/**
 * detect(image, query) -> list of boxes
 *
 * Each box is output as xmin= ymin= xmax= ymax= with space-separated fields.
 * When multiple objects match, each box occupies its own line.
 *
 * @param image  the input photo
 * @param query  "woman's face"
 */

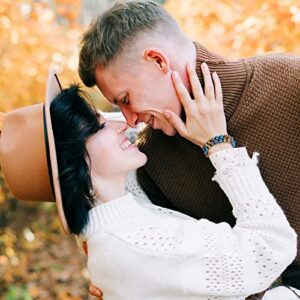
xmin=86 ymin=116 xmax=147 ymax=179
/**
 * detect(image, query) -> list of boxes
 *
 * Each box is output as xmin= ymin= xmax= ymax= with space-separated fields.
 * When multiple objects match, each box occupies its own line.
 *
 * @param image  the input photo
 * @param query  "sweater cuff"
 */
xmin=209 ymin=147 xmax=251 ymax=170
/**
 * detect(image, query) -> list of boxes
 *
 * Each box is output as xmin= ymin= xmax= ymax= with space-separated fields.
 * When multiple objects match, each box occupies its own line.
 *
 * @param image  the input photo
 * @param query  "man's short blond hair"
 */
xmin=78 ymin=0 xmax=182 ymax=87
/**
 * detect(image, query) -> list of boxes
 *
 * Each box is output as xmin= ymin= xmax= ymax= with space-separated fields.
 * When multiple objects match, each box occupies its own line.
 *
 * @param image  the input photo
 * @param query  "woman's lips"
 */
xmin=147 ymin=115 xmax=154 ymax=127
xmin=120 ymin=138 xmax=132 ymax=150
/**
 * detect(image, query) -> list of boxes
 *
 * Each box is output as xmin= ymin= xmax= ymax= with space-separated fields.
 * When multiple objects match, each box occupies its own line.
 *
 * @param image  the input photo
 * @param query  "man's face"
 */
xmin=95 ymin=57 xmax=182 ymax=136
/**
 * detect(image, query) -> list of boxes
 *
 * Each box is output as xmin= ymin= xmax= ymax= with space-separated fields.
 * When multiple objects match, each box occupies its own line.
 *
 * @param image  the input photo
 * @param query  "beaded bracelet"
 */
xmin=202 ymin=134 xmax=237 ymax=157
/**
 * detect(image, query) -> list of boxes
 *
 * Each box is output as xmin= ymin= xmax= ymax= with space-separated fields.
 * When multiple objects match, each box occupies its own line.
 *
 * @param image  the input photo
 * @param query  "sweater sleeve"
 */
xmin=179 ymin=147 xmax=297 ymax=297
xmin=85 ymin=148 xmax=297 ymax=299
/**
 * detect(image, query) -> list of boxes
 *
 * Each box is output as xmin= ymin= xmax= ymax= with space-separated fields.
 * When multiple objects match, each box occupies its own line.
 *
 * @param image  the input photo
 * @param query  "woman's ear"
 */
xmin=143 ymin=48 xmax=170 ymax=74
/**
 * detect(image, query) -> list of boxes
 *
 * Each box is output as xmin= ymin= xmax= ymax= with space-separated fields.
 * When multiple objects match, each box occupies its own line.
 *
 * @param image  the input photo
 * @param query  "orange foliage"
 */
xmin=165 ymin=0 xmax=300 ymax=58
xmin=1 ymin=1 xmax=300 ymax=299
xmin=0 ymin=0 xmax=109 ymax=113
xmin=1 ymin=0 xmax=300 ymax=113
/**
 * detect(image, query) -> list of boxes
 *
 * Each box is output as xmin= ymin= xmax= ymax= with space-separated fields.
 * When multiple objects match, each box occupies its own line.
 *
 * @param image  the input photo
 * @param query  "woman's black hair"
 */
xmin=50 ymin=84 xmax=104 ymax=234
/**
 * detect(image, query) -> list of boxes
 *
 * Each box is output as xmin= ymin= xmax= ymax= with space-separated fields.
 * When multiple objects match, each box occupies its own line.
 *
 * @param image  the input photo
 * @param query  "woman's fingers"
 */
xmin=164 ymin=110 xmax=188 ymax=138
xmin=172 ymin=71 xmax=194 ymax=115
xmin=187 ymin=63 xmax=204 ymax=101
xmin=201 ymin=63 xmax=215 ymax=101
xmin=212 ymin=72 xmax=223 ymax=103
xmin=167 ymin=65 xmax=226 ymax=147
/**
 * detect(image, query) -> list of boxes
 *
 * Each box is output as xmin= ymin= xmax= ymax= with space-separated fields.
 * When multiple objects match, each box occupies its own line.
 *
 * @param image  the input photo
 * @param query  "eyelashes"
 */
xmin=121 ymin=95 xmax=129 ymax=105
xmin=98 ymin=122 xmax=106 ymax=130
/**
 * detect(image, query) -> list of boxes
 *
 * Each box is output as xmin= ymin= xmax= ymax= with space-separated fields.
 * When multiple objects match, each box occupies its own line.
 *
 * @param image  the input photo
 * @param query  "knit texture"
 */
xmin=84 ymin=148 xmax=296 ymax=300
xmin=137 ymin=42 xmax=300 ymax=267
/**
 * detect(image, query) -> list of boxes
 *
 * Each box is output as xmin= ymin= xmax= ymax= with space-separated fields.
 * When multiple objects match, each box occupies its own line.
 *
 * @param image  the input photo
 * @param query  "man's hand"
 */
xmin=89 ymin=284 xmax=103 ymax=300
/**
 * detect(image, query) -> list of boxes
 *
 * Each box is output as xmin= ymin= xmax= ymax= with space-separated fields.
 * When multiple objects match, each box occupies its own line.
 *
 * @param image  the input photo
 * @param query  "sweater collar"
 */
xmin=84 ymin=193 xmax=145 ymax=236
xmin=194 ymin=42 xmax=248 ymax=121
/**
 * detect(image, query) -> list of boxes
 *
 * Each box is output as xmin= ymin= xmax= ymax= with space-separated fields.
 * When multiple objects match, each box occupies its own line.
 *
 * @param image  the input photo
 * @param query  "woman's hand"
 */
xmin=164 ymin=62 xmax=229 ymax=151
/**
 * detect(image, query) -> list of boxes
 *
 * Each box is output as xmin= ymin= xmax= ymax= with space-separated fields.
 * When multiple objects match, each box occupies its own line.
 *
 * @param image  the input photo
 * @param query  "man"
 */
xmin=79 ymin=0 xmax=300 ymax=292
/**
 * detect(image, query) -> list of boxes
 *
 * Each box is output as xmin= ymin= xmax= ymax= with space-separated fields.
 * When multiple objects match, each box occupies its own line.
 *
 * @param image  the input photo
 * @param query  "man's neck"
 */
xmin=194 ymin=42 xmax=248 ymax=121
xmin=168 ymin=40 xmax=197 ymax=93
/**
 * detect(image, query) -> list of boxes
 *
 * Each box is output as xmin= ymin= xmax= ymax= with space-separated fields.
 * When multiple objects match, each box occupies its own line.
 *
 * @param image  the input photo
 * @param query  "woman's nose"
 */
xmin=117 ymin=121 xmax=128 ymax=134
xmin=108 ymin=120 xmax=128 ymax=134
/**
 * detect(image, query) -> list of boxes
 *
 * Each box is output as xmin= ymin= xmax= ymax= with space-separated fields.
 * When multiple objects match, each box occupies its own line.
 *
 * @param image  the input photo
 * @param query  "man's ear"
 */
xmin=143 ymin=48 xmax=170 ymax=74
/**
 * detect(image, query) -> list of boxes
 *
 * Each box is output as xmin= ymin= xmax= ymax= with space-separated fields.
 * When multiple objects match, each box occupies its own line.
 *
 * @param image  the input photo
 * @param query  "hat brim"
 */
xmin=44 ymin=67 xmax=69 ymax=234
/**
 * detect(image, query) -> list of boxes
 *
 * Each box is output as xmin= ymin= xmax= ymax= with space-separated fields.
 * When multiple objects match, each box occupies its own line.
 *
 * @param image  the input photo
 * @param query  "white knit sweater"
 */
xmin=83 ymin=148 xmax=297 ymax=300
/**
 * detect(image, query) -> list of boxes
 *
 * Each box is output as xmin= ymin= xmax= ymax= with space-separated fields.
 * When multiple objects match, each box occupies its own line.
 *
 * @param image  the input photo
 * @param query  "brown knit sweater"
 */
xmin=137 ymin=43 xmax=300 ymax=274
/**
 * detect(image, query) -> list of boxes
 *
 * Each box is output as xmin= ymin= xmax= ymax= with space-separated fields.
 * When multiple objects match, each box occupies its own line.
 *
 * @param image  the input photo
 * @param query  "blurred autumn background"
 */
xmin=0 ymin=0 xmax=300 ymax=299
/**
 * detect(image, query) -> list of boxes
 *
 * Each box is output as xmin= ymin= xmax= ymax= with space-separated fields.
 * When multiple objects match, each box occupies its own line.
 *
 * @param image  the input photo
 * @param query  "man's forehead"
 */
xmin=95 ymin=69 xmax=123 ymax=102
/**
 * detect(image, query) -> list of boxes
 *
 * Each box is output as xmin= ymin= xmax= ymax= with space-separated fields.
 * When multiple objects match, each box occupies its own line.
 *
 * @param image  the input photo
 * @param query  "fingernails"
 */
xmin=172 ymin=71 xmax=179 ymax=79
xmin=201 ymin=62 xmax=208 ymax=69
xmin=212 ymin=71 xmax=218 ymax=78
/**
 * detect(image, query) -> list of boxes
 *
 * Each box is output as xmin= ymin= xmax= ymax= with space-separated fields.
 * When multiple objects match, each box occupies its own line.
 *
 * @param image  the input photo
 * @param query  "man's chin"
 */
xmin=161 ymin=127 xmax=177 ymax=137
xmin=151 ymin=120 xmax=177 ymax=136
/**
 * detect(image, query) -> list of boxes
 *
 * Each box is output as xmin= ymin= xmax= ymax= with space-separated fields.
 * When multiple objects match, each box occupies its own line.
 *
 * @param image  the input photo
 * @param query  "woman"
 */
xmin=48 ymin=64 xmax=297 ymax=299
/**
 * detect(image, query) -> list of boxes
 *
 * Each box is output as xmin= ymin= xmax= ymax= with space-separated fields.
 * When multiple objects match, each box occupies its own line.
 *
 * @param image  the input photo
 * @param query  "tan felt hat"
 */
xmin=0 ymin=68 xmax=69 ymax=233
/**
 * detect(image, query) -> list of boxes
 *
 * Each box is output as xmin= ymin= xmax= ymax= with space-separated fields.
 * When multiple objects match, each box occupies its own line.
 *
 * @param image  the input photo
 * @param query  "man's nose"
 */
xmin=120 ymin=107 xmax=139 ymax=128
